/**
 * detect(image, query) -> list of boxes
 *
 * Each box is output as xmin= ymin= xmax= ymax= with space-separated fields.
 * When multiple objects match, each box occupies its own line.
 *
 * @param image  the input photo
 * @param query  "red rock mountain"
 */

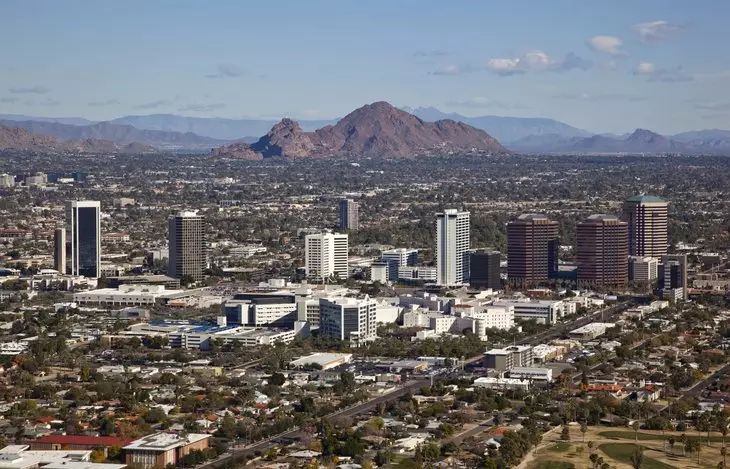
xmin=211 ymin=101 xmax=507 ymax=158
xmin=0 ymin=125 xmax=157 ymax=154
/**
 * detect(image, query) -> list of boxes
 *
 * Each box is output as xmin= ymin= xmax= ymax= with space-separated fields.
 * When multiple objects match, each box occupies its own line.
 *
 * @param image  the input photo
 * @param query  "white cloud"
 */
xmin=431 ymin=64 xmax=470 ymax=76
xmin=485 ymin=51 xmax=591 ymax=76
xmin=694 ymin=102 xmax=730 ymax=111
xmin=633 ymin=21 xmax=683 ymax=42
xmin=206 ymin=63 xmax=246 ymax=78
xmin=9 ymin=85 xmax=49 ymax=94
xmin=634 ymin=62 xmax=693 ymax=83
xmin=587 ymin=36 xmax=627 ymax=57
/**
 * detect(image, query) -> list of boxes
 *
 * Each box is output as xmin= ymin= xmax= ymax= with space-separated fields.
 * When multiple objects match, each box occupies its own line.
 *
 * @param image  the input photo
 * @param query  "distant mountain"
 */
xmin=110 ymin=114 xmax=337 ymax=140
xmin=511 ymin=128 xmax=730 ymax=155
xmin=0 ymin=125 xmax=157 ymax=154
xmin=672 ymin=129 xmax=730 ymax=142
xmin=0 ymin=119 xmax=227 ymax=150
xmin=212 ymin=101 xmax=507 ymax=159
xmin=401 ymin=106 xmax=592 ymax=144
xmin=0 ymin=114 xmax=96 ymax=126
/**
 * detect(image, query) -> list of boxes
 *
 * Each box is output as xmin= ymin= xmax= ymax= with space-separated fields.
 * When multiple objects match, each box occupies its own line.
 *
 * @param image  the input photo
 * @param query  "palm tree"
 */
xmin=679 ymin=433 xmax=687 ymax=457
xmin=722 ymin=446 xmax=727 ymax=469
xmin=632 ymin=421 xmax=641 ymax=442
xmin=587 ymin=440 xmax=595 ymax=453
xmin=581 ymin=422 xmax=588 ymax=443
xmin=668 ymin=437 xmax=675 ymax=455
xmin=685 ymin=438 xmax=693 ymax=459
xmin=630 ymin=446 xmax=644 ymax=469
xmin=696 ymin=440 xmax=702 ymax=464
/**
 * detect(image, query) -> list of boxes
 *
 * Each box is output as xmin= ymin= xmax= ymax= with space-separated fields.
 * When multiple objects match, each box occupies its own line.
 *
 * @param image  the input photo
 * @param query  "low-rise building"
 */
xmin=123 ymin=433 xmax=210 ymax=469
xmin=483 ymin=346 xmax=533 ymax=371
xmin=569 ymin=322 xmax=615 ymax=340
xmin=508 ymin=366 xmax=553 ymax=381
xmin=473 ymin=377 xmax=530 ymax=391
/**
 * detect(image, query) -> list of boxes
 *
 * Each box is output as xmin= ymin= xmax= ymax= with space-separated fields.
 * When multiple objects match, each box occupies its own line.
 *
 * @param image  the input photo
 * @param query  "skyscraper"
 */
xmin=622 ymin=195 xmax=669 ymax=257
xmin=305 ymin=232 xmax=349 ymax=280
xmin=53 ymin=227 xmax=66 ymax=274
xmin=659 ymin=253 xmax=687 ymax=300
xmin=436 ymin=209 xmax=470 ymax=286
xmin=469 ymin=249 xmax=502 ymax=290
xmin=69 ymin=201 xmax=101 ymax=278
xmin=168 ymin=211 xmax=206 ymax=281
xmin=507 ymin=214 xmax=559 ymax=287
xmin=339 ymin=199 xmax=359 ymax=231
xmin=576 ymin=214 xmax=629 ymax=288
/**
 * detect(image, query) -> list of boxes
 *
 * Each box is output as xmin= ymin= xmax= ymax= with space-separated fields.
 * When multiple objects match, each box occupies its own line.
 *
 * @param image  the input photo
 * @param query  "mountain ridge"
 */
xmin=212 ymin=101 xmax=508 ymax=159
xmin=0 ymin=125 xmax=158 ymax=154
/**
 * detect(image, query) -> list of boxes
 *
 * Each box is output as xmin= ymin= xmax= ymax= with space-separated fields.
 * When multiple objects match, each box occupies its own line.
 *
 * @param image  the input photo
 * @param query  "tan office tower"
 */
xmin=54 ymin=228 xmax=66 ymax=274
xmin=507 ymin=214 xmax=559 ymax=287
xmin=577 ymin=215 xmax=629 ymax=287
xmin=168 ymin=211 xmax=206 ymax=281
xmin=622 ymin=195 xmax=668 ymax=257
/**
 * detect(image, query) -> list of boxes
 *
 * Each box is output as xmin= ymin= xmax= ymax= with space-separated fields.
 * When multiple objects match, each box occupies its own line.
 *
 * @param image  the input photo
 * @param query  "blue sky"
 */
xmin=1 ymin=0 xmax=728 ymax=134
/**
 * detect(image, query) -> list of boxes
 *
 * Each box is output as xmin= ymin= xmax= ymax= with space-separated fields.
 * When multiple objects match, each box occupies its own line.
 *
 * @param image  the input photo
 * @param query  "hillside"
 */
xmin=0 ymin=125 xmax=157 ymax=154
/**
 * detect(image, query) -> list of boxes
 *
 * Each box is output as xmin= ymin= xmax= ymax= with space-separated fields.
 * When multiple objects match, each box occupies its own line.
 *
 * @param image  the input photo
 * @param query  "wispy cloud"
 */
xmin=133 ymin=100 xmax=171 ymax=110
xmin=554 ymin=92 xmax=647 ymax=102
xmin=587 ymin=36 xmax=627 ymax=57
xmin=634 ymin=62 xmax=693 ymax=83
xmin=633 ymin=21 xmax=683 ymax=42
xmin=206 ymin=63 xmax=246 ymax=78
xmin=446 ymin=97 xmax=526 ymax=109
xmin=178 ymin=103 xmax=226 ymax=112
xmin=9 ymin=85 xmax=49 ymax=94
xmin=694 ymin=102 xmax=730 ymax=111
xmin=485 ymin=51 xmax=592 ymax=76
xmin=414 ymin=50 xmax=451 ymax=57
xmin=0 ymin=97 xmax=18 ymax=104
xmin=88 ymin=99 xmax=120 ymax=107
xmin=431 ymin=64 xmax=474 ymax=76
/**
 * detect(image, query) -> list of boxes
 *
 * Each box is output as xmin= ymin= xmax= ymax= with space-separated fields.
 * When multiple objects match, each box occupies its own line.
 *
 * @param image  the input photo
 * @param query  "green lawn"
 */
xmin=547 ymin=442 xmax=572 ymax=453
xmin=600 ymin=431 xmax=729 ymax=443
xmin=528 ymin=461 xmax=575 ymax=469
xmin=599 ymin=443 xmax=678 ymax=469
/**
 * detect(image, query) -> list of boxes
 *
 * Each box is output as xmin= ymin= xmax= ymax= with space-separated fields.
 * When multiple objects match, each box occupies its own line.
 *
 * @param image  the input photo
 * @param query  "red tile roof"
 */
xmin=32 ymin=435 xmax=134 ymax=447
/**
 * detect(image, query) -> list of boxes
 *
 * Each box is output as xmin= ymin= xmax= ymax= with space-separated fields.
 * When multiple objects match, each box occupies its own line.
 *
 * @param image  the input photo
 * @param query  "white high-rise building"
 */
xmin=381 ymin=248 xmax=418 ymax=281
xmin=305 ymin=232 xmax=349 ymax=280
xmin=319 ymin=296 xmax=377 ymax=344
xmin=436 ymin=209 xmax=470 ymax=285
xmin=69 ymin=201 xmax=101 ymax=278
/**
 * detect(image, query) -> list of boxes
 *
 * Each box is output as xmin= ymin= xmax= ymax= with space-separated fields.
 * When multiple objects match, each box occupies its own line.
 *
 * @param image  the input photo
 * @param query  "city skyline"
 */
xmin=2 ymin=1 xmax=729 ymax=134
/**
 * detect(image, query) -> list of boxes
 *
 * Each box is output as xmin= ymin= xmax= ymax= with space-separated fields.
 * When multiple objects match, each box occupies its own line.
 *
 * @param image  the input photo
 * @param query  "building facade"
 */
xmin=381 ymin=248 xmax=418 ymax=281
xmin=304 ymin=232 xmax=349 ymax=280
xmin=54 ymin=227 xmax=66 ymax=274
xmin=469 ymin=249 xmax=501 ymax=290
xmin=69 ymin=200 xmax=101 ymax=278
xmin=168 ymin=211 xmax=206 ymax=281
xmin=436 ymin=209 xmax=470 ymax=286
xmin=622 ymin=195 xmax=668 ymax=258
xmin=507 ymin=214 xmax=559 ymax=287
xmin=319 ymin=296 xmax=377 ymax=344
xmin=576 ymin=214 xmax=629 ymax=288
xmin=659 ymin=253 xmax=688 ymax=300
xmin=339 ymin=198 xmax=359 ymax=231
xmin=629 ymin=256 xmax=659 ymax=282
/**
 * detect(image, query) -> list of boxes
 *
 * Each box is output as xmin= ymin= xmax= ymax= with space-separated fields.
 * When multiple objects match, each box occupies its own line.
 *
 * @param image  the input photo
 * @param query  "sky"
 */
xmin=1 ymin=0 xmax=729 ymax=134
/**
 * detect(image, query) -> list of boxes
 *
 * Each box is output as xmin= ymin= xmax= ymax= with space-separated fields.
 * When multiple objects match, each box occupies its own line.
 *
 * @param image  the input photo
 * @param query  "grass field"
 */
xmin=598 ymin=443 xmax=678 ymax=469
xmin=528 ymin=461 xmax=575 ymax=469
xmin=600 ymin=430 xmax=729 ymax=443
xmin=547 ymin=442 xmax=572 ymax=453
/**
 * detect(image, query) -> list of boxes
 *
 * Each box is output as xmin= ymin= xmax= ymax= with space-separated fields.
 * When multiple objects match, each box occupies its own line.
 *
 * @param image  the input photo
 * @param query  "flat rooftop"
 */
xmin=123 ymin=433 xmax=209 ymax=452
xmin=289 ymin=352 xmax=353 ymax=367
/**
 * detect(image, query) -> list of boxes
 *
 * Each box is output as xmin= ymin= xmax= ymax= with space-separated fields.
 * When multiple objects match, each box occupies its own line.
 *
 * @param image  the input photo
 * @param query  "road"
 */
xmin=198 ymin=378 xmax=428 ymax=469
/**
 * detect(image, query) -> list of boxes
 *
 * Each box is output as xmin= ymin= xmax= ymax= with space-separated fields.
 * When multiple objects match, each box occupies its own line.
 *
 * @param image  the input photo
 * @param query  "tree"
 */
xmin=589 ymin=453 xmax=598 ymax=469
xmin=722 ymin=447 xmax=727 ymax=469
xmin=630 ymin=446 xmax=644 ymax=469
xmin=587 ymin=441 xmax=594 ymax=453
xmin=580 ymin=422 xmax=588 ymax=442
xmin=668 ymin=437 xmax=675 ymax=455
xmin=561 ymin=425 xmax=570 ymax=441
xmin=632 ymin=421 xmax=641 ymax=442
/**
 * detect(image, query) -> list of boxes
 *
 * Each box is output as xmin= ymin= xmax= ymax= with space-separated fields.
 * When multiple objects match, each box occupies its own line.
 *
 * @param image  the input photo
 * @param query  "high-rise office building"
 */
xmin=168 ymin=211 xmax=207 ymax=281
xmin=381 ymin=248 xmax=418 ymax=281
xmin=339 ymin=199 xmax=359 ymax=231
xmin=69 ymin=201 xmax=101 ymax=278
xmin=319 ymin=296 xmax=377 ymax=344
xmin=53 ymin=227 xmax=66 ymax=274
xmin=305 ymin=232 xmax=349 ymax=280
xmin=622 ymin=195 xmax=669 ymax=258
xmin=576 ymin=214 xmax=629 ymax=287
xmin=469 ymin=249 xmax=502 ymax=290
xmin=507 ymin=214 xmax=559 ymax=287
xmin=436 ymin=209 xmax=470 ymax=285
xmin=629 ymin=256 xmax=659 ymax=282
xmin=659 ymin=253 xmax=687 ymax=301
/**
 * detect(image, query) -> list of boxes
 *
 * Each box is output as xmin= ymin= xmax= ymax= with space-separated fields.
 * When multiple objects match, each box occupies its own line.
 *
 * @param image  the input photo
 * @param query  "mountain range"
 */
xmin=1 ymin=108 xmax=729 ymax=155
xmin=510 ymin=128 xmax=730 ymax=154
xmin=211 ymin=101 xmax=507 ymax=159
xmin=0 ymin=125 xmax=157 ymax=154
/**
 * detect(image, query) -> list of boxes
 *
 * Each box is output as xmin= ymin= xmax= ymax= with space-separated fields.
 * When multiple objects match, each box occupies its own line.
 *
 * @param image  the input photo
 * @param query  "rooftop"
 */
xmin=123 ymin=433 xmax=210 ymax=452
xmin=626 ymin=195 xmax=667 ymax=204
